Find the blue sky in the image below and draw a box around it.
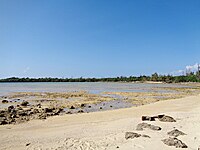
[0,0,200,78]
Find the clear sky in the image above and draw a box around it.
[0,0,200,78]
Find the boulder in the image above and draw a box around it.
[162,137,187,148]
[125,132,141,139]
[167,129,186,137]
[142,116,156,121]
[158,115,176,122]
[136,123,161,131]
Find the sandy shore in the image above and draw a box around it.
[1,94,200,150]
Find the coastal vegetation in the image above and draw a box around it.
[0,71,200,83]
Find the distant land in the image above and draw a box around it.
[1,72,200,83]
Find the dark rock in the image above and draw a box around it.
[21,101,29,107]
[162,137,187,148]
[38,114,47,120]
[77,110,84,113]
[0,110,6,117]
[80,104,85,107]
[70,106,75,109]
[8,105,14,112]
[136,123,161,131]
[88,105,91,108]
[66,111,72,114]
[141,134,151,138]
[142,116,156,121]
[167,129,186,137]
[110,105,113,108]
[44,108,53,113]
[158,115,176,122]
[0,120,8,125]
[100,107,102,109]
[53,108,63,115]
[32,109,39,114]
[37,103,41,108]
[125,132,141,139]
[17,110,28,116]
[2,100,9,103]
[0,117,8,125]
[26,143,31,146]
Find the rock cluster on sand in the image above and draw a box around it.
[162,137,188,148]
[125,114,188,148]
[0,102,64,125]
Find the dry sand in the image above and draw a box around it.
[0,94,200,150]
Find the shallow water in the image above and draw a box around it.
[0,82,190,96]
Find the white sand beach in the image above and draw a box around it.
[0,94,200,150]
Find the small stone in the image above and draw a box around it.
[88,105,91,108]
[66,111,72,114]
[37,103,41,108]
[70,106,75,109]
[21,101,29,107]
[38,114,47,120]
[2,100,8,103]
[80,104,85,107]
[26,143,31,146]
[44,108,53,113]
[77,110,84,113]
[141,134,151,138]
[125,132,141,139]
[100,107,102,109]
[8,105,14,112]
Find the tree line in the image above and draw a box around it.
[0,71,200,83]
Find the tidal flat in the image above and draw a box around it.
[0,82,200,125]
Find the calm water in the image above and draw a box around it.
[0,82,190,96]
